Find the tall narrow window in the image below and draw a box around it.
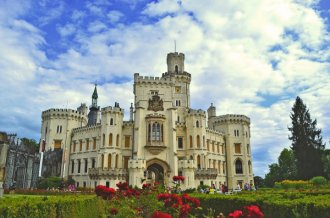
[207,140,209,150]
[124,156,130,169]
[110,118,113,125]
[125,136,130,147]
[248,160,252,174]
[212,141,215,152]
[178,137,183,149]
[92,158,96,168]
[175,65,178,73]
[71,160,74,173]
[197,155,201,169]
[79,140,82,151]
[247,144,250,155]
[235,159,243,174]
[102,134,105,147]
[93,138,97,150]
[148,124,151,142]
[78,160,81,173]
[101,154,104,168]
[196,120,199,127]
[73,141,76,152]
[86,139,89,151]
[203,136,205,147]
[196,135,200,148]
[217,143,219,153]
[84,159,88,173]
[115,154,118,168]
[189,135,193,148]
[152,123,161,141]
[223,162,226,174]
[116,134,119,147]
[109,133,113,146]
[108,154,112,169]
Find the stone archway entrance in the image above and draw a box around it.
[147,163,164,184]
[146,159,171,186]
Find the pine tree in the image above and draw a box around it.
[288,96,325,180]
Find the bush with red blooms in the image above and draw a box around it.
[151,211,172,218]
[95,185,116,200]
[110,208,118,215]
[157,193,200,218]
[173,176,185,182]
[116,181,129,191]
[142,183,151,189]
[227,205,264,218]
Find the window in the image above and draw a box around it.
[93,138,97,150]
[92,158,96,168]
[79,140,82,152]
[196,135,200,148]
[247,144,250,155]
[175,100,181,106]
[116,134,119,147]
[54,140,61,149]
[189,135,193,148]
[108,154,112,168]
[177,116,180,122]
[125,136,130,147]
[218,161,221,174]
[212,141,215,152]
[178,137,183,149]
[221,144,224,154]
[45,126,48,135]
[175,65,178,73]
[152,123,161,141]
[109,133,113,146]
[196,120,199,127]
[71,160,74,173]
[84,159,88,173]
[151,90,159,95]
[124,156,130,169]
[248,160,252,174]
[115,154,118,168]
[86,139,89,151]
[197,155,201,169]
[235,159,243,174]
[207,140,210,150]
[235,143,241,154]
[73,141,76,152]
[110,118,113,125]
[223,162,226,174]
[101,154,104,168]
[83,182,86,188]
[203,136,205,147]
[102,134,105,147]
[217,143,219,153]
[60,126,62,133]
[78,159,81,173]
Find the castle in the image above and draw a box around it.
[39,52,254,190]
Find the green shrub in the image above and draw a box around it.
[310,176,327,186]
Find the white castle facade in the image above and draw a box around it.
[39,52,254,190]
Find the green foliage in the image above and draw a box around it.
[265,148,298,187]
[20,137,39,152]
[253,176,265,188]
[37,176,63,189]
[0,195,107,218]
[288,96,325,180]
[310,176,327,186]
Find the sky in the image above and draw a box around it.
[0,0,329,177]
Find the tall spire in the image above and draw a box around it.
[92,84,98,108]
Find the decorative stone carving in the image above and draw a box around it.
[148,95,164,112]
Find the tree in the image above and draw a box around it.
[253,176,265,188]
[20,137,39,152]
[322,149,330,180]
[264,148,297,187]
[288,96,325,180]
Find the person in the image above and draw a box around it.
[237,183,241,190]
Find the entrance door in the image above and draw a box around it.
[147,163,164,184]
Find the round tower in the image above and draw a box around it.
[167,52,185,74]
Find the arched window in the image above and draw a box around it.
[108,154,112,168]
[235,159,243,174]
[196,135,200,148]
[196,120,199,128]
[110,118,113,125]
[197,155,201,169]
[109,133,113,146]
[115,154,118,168]
[116,134,119,147]
[175,65,178,73]
[101,154,104,168]
[189,135,193,148]
[248,160,252,174]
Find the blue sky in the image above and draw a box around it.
[0,0,329,177]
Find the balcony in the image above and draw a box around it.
[195,168,218,179]
[88,167,128,180]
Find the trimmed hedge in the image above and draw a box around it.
[191,191,330,218]
[0,195,108,218]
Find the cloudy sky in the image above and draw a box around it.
[0,0,329,177]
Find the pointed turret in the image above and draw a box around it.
[88,85,100,125]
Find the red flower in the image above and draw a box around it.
[244,205,264,218]
[228,210,243,218]
[151,211,172,218]
[110,208,118,215]
[179,204,191,218]
[173,176,185,182]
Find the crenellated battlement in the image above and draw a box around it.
[101,106,124,115]
[214,114,250,124]
[178,159,195,169]
[128,159,146,169]
[72,123,101,133]
[123,121,134,127]
[206,128,224,135]
[42,108,87,120]
[187,109,206,117]
[176,122,186,128]
[134,73,174,85]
